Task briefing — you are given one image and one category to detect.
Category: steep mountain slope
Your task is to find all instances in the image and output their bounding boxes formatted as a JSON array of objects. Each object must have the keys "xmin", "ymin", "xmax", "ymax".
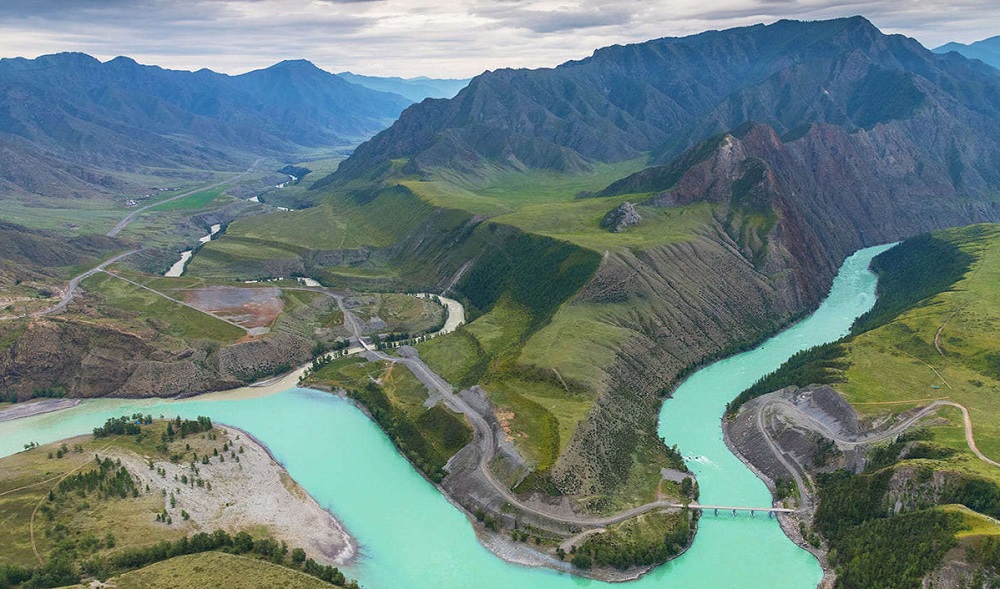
[
  {"xmin": 0, "ymin": 53, "xmax": 410, "ymax": 198},
  {"xmin": 337, "ymin": 72, "xmax": 470, "ymax": 102},
  {"xmin": 295, "ymin": 17, "xmax": 1000, "ymax": 554},
  {"xmin": 935, "ymin": 35, "xmax": 1000, "ymax": 70},
  {"xmin": 333, "ymin": 16, "xmax": 1000, "ymax": 183}
]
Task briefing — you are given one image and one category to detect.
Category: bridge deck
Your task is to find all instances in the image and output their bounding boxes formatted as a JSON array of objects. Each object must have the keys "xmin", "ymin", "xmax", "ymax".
[{"xmin": 689, "ymin": 504, "xmax": 796, "ymax": 513}]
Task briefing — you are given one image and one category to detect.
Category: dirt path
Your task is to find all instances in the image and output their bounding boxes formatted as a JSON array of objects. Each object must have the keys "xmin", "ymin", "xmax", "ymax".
[
  {"xmin": 106, "ymin": 159, "xmax": 262, "ymax": 238},
  {"xmin": 1, "ymin": 248, "xmax": 143, "ymax": 321},
  {"xmin": 937, "ymin": 401, "xmax": 1000, "ymax": 468},
  {"xmin": 29, "ymin": 442, "xmax": 114, "ymax": 564},
  {"xmin": 748, "ymin": 395, "xmax": 1000, "ymax": 511}
]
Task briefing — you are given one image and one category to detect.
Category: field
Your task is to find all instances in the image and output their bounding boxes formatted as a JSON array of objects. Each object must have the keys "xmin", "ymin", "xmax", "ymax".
[
  {"xmin": 344, "ymin": 293, "xmax": 445, "ymax": 336},
  {"xmin": 81, "ymin": 272, "xmax": 246, "ymax": 344},
  {"xmin": 0, "ymin": 420, "xmax": 353, "ymax": 588},
  {"xmin": 837, "ymin": 225, "xmax": 1000, "ymax": 480},
  {"xmin": 0, "ymin": 422, "xmax": 219, "ymax": 569},
  {"xmin": 495, "ymin": 200, "xmax": 711, "ymax": 252},
  {"xmin": 150, "ymin": 187, "xmax": 232, "ymax": 212}
]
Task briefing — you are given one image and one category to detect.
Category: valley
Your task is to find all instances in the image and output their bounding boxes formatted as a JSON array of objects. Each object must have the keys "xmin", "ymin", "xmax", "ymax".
[{"xmin": 3, "ymin": 12, "xmax": 1000, "ymax": 589}]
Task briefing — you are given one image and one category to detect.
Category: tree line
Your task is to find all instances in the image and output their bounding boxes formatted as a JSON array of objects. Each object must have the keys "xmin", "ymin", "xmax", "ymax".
[{"xmin": 0, "ymin": 530, "xmax": 359, "ymax": 589}]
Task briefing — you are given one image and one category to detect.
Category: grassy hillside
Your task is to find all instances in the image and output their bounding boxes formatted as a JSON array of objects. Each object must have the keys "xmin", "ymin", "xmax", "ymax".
[
  {"xmin": 103, "ymin": 552, "xmax": 340, "ymax": 589},
  {"xmin": 839, "ymin": 225, "xmax": 1000, "ymax": 474},
  {"xmin": 738, "ymin": 224, "xmax": 1000, "ymax": 587},
  {"xmin": 0, "ymin": 421, "xmax": 353, "ymax": 588}
]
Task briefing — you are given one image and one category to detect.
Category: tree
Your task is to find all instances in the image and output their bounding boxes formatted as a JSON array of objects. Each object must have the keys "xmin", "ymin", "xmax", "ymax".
[{"xmin": 291, "ymin": 548, "xmax": 306, "ymax": 565}]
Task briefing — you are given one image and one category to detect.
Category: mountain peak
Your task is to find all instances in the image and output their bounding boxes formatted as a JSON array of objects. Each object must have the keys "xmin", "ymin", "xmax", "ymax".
[
  {"xmin": 36, "ymin": 52, "xmax": 102, "ymax": 67},
  {"xmin": 268, "ymin": 59, "xmax": 322, "ymax": 71}
]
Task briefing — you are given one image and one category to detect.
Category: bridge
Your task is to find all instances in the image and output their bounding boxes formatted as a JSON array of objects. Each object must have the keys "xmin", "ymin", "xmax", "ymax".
[{"xmin": 687, "ymin": 503, "xmax": 797, "ymax": 518}]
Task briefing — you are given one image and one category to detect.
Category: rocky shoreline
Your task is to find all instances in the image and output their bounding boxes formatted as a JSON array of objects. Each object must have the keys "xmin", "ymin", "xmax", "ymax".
[
  {"xmin": 722, "ymin": 418, "xmax": 835, "ymax": 589},
  {"xmin": 0, "ymin": 398, "xmax": 82, "ymax": 422}
]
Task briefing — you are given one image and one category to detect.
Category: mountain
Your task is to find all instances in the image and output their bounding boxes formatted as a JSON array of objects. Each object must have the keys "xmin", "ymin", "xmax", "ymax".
[
  {"xmin": 934, "ymin": 35, "xmax": 1000, "ymax": 70},
  {"xmin": 337, "ymin": 71, "xmax": 469, "ymax": 102},
  {"xmin": 0, "ymin": 54, "xmax": 411, "ymax": 198},
  {"xmin": 301, "ymin": 16, "xmax": 1000, "ymax": 556},
  {"xmin": 333, "ymin": 16, "xmax": 1000, "ymax": 184}
]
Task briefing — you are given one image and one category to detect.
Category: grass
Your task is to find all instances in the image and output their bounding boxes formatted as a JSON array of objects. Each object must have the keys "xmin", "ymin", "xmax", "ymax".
[
  {"xmin": 941, "ymin": 504, "xmax": 1000, "ymax": 538},
  {"xmin": 82, "ymin": 272, "xmax": 245, "ymax": 344},
  {"xmin": 186, "ymin": 186, "xmax": 438, "ymax": 282},
  {"xmin": 414, "ymin": 328, "xmax": 484, "ymax": 387},
  {"xmin": 0, "ymin": 420, "xmax": 351, "ymax": 588},
  {"xmin": 400, "ymin": 159, "xmax": 646, "ymax": 216},
  {"xmin": 376, "ymin": 294, "xmax": 444, "ymax": 334},
  {"xmin": 0, "ymin": 422, "xmax": 209, "ymax": 568},
  {"xmin": 494, "ymin": 200, "xmax": 711, "ymax": 252},
  {"xmin": 305, "ymin": 358, "xmax": 472, "ymax": 478},
  {"xmin": 836, "ymin": 224, "xmax": 1000, "ymax": 484},
  {"xmin": 149, "ymin": 187, "xmax": 231, "ymax": 212},
  {"xmin": 106, "ymin": 551, "xmax": 337, "ymax": 589},
  {"xmin": 518, "ymin": 302, "xmax": 635, "ymax": 394}
]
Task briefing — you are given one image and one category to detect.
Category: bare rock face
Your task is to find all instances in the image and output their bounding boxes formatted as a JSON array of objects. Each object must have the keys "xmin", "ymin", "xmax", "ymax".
[{"xmin": 599, "ymin": 202, "xmax": 642, "ymax": 232}]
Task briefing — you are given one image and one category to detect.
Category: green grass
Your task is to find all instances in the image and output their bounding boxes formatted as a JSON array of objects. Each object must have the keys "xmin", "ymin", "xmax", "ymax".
[
  {"xmin": 107, "ymin": 551, "xmax": 339, "ymax": 589},
  {"xmin": 495, "ymin": 200, "xmax": 711, "ymax": 252},
  {"xmin": 150, "ymin": 187, "xmax": 230, "ymax": 212},
  {"xmin": 0, "ymin": 422, "xmax": 213, "ymax": 568},
  {"xmin": 400, "ymin": 159, "xmax": 646, "ymax": 216},
  {"xmin": 82, "ymin": 272, "xmax": 245, "ymax": 344},
  {"xmin": 414, "ymin": 328, "xmax": 484, "ymax": 387},
  {"xmin": 518, "ymin": 302, "xmax": 635, "ymax": 394},
  {"xmin": 187, "ymin": 185, "xmax": 438, "ymax": 282},
  {"xmin": 305, "ymin": 358, "xmax": 472, "ymax": 479},
  {"xmin": 836, "ymin": 224, "xmax": 1000, "ymax": 484},
  {"xmin": 941, "ymin": 504, "xmax": 1000, "ymax": 538}
]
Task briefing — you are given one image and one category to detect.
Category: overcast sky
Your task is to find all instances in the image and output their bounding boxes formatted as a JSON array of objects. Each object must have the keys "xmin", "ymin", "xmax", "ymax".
[{"xmin": 0, "ymin": 0, "xmax": 997, "ymax": 78}]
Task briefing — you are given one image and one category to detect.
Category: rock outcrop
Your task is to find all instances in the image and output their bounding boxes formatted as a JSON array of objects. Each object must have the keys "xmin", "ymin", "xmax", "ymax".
[{"xmin": 599, "ymin": 202, "xmax": 642, "ymax": 232}]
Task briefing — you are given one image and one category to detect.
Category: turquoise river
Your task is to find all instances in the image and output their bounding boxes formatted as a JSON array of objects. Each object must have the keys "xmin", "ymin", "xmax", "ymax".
[{"xmin": 0, "ymin": 243, "xmax": 894, "ymax": 588}]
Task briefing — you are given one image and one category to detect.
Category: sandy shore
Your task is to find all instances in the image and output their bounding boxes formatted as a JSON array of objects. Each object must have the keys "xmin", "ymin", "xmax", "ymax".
[
  {"xmin": 107, "ymin": 424, "xmax": 355, "ymax": 565},
  {"xmin": 0, "ymin": 398, "xmax": 82, "ymax": 423}
]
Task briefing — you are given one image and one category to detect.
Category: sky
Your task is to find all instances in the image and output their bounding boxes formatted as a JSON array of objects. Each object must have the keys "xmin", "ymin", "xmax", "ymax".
[{"xmin": 0, "ymin": 0, "xmax": 998, "ymax": 78}]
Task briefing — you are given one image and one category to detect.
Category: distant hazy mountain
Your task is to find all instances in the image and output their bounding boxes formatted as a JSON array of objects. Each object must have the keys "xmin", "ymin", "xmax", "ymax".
[
  {"xmin": 338, "ymin": 71, "xmax": 470, "ymax": 102},
  {"xmin": 0, "ymin": 53, "xmax": 411, "ymax": 198},
  {"xmin": 934, "ymin": 35, "xmax": 1000, "ymax": 70}
]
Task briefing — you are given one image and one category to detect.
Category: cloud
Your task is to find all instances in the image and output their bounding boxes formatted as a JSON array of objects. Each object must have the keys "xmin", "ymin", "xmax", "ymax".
[{"xmin": 0, "ymin": 0, "xmax": 997, "ymax": 77}]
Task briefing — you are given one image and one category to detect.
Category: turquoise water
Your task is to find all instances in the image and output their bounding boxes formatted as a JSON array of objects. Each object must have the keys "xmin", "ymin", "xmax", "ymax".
[{"xmin": 0, "ymin": 244, "xmax": 894, "ymax": 588}]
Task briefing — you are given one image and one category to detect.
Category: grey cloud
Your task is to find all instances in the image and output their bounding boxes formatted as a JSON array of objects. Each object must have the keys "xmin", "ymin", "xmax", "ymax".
[{"xmin": 0, "ymin": 0, "xmax": 997, "ymax": 77}]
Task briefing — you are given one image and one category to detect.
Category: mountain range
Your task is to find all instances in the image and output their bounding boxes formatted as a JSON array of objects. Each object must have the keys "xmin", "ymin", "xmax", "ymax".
[
  {"xmin": 337, "ymin": 71, "xmax": 469, "ymax": 102},
  {"xmin": 935, "ymin": 35, "xmax": 1000, "ymax": 70},
  {"xmin": 317, "ymin": 15, "xmax": 1000, "ymax": 524},
  {"xmin": 0, "ymin": 54, "xmax": 411, "ymax": 198}
]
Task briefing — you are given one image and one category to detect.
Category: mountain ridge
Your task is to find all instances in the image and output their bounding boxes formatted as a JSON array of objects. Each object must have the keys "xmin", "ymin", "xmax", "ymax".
[
  {"xmin": 934, "ymin": 35, "xmax": 1000, "ymax": 70},
  {"xmin": 0, "ymin": 53, "xmax": 411, "ymax": 198},
  {"xmin": 330, "ymin": 16, "xmax": 1000, "ymax": 186}
]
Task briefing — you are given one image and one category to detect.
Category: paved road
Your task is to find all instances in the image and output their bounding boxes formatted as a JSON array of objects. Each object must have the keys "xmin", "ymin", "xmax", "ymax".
[
  {"xmin": 336, "ymin": 297, "xmax": 783, "ymax": 530},
  {"xmin": 106, "ymin": 159, "xmax": 262, "ymax": 237},
  {"xmin": 1, "ymin": 248, "xmax": 143, "ymax": 321},
  {"xmin": 750, "ymin": 395, "xmax": 1000, "ymax": 509}
]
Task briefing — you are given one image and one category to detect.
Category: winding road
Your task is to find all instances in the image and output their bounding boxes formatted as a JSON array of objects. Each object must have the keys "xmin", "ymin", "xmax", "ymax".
[
  {"xmin": 334, "ymin": 296, "xmax": 782, "ymax": 532},
  {"xmin": 1, "ymin": 248, "xmax": 143, "ymax": 321},
  {"xmin": 751, "ymin": 393, "xmax": 1000, "ymax": 508},
  {"xmin": 106, "ymin": 159, "xmax": 262, "ymax": 237}
]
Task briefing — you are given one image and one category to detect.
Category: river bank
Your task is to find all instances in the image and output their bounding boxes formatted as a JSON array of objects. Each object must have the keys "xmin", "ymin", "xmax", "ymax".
[
  {"xmin": 0, "ymin": 398, "xmax": 82, "ymax": 423},
  {"xmin": 0, "ymin": 248, "xmax": 890, "ymax": 588}
]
